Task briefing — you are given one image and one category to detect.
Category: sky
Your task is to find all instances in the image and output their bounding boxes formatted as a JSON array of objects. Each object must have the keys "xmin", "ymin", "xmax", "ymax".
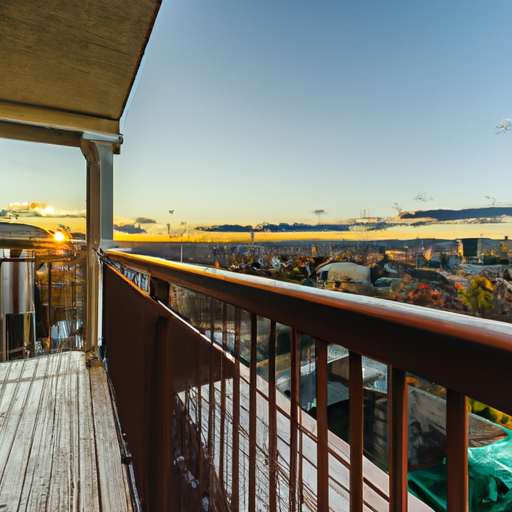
[{"xmin": 2, "ymin": 0, "xmax": 512, "ymax": 228}]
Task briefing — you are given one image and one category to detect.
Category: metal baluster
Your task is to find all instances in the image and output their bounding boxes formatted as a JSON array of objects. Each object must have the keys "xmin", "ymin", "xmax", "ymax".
[
  {"xmin": 231, "ymin": 308, "xmax": 241, "ymax": 512},
  {"xmin": 249, "ymin": 313, "xmax": 257, "ymax": 511},
  {"xmin": 349, "ymin": 351, "xmax": 363, "ymax": 512},
  {"xmin": 316, "ymin": 339, "xmax": 329, "ymax": 512},
  {"xmin": 446, "ymin": 389, "xmax": 468, "ymax": 512},
  {"xmin": 388, "ymin": 367, "xmax": 408, "ymax": 512},
  {"xmin": 208, "ymin": 298, "xmax": 215, "ymax": 512},
  {"xmin": 269, "ymin": 321, "xmax": 278, "ymax": 512},
  {"xmin": 290, "ymin": 328, "xmax": 300, "ymax": 512},
  {"xmin": 219, "ymin": 303, "xmax": 227, "ymax": 495}
]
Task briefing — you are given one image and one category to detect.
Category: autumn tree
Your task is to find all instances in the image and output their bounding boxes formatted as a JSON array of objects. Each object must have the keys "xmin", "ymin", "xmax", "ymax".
[{"xmin": 456, "ymin": 276, "xmax": 494, "ymax": 317}]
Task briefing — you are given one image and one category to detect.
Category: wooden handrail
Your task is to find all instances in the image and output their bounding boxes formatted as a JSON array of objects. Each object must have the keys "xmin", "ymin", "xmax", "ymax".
[{"xmin": 106, "ymin": 250, "xmax": 512, "ymax": 416}]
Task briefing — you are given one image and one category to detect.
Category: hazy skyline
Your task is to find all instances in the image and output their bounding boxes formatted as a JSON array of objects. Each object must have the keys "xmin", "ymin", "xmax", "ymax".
[{"xmin": 2, "ymin": 0, "xmax": 512, "ymax": 227}]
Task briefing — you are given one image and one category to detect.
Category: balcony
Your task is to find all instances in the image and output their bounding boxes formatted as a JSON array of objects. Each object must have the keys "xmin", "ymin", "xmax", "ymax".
[{"xmin": 2, "ymin": 1, "xmax": 512, "ymax": 510}]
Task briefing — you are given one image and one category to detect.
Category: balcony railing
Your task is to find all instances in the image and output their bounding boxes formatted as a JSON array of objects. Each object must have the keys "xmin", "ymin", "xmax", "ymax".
[{"xmin": 102, "ymin": 249, "xmax": 512, "ymax": 512}]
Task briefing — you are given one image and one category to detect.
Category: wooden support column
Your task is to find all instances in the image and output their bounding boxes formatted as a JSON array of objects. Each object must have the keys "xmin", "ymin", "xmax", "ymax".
[{"xmin": 81, "ymin": 137, "xmax": 116, "ymax": 354}]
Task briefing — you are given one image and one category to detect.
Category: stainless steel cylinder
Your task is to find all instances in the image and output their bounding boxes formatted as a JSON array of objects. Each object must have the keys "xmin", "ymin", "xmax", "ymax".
[{"xmin": 0, "ymin": 249, "xmax": 36, "ymax": 360}]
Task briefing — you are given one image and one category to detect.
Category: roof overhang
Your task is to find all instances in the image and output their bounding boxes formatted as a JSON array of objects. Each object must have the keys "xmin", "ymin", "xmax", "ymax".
[{"xmin": 0, "ymin": 0, "xmax": 162, "ymax": 146}]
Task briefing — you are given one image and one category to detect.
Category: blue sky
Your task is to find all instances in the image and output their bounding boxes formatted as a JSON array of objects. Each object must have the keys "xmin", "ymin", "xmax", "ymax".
[{"xmin": 2, "ymin": 0, "xmax": 512, "ymax": 227}]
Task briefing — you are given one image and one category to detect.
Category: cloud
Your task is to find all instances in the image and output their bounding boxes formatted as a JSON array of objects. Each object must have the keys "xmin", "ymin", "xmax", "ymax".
[
  {"xmin": 4, "ymin": 202, "xmax": 86, "ymax": 218},
  {"xmin": 114, "ymin": 224, "xmax": 147, "ymax": 234},
  {"xmin": 135, "ymin": 217, "xmax": 156, "ymax": 224}
]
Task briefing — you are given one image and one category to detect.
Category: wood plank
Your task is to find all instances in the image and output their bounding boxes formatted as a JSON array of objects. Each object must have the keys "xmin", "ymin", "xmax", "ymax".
[
  {"xmin": 46, "ymin": 352, "xmax": 86, "ymax": 510},
  {"xmin": 89, "ymin": 363, "xmax": 132, "ymax": 511},
  {"xmin": 78, "ymin": 359, "xmax": 101, "ymax": 512},
  {"xmin": 20, "ymin": 353, "xmax": 64, "ymax": 511},
  {"xmin": 46, "ymin": 351, "xmax": 73, "ymax": 510},
  {"xmin": 0, "ymin": 352, "xmax": 131, "ymax": 511},
  {"xmin": 0, "ymin": 356, "xmax": 49, "ymax": 508},
  {"xmin": 0, "ymin": 359, "xmax": 26, "ymax": 435},
  {"xmin": 0, "ymin": 358, "xmax": 41, "ymax": 499}
]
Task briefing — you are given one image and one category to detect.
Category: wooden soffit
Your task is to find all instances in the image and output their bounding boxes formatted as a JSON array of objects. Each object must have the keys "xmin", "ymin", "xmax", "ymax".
[{"xmin": 0, "ymin": 0, "xmax": 162, "ymax": 145}]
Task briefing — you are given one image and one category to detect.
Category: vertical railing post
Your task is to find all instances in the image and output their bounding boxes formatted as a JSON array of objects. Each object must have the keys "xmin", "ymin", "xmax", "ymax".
[
  {"xmin": 290, "ymin": 328, "xmax": 300, "ymax": 512},
  {"xmin": 196, "ymin": 326, "xmax": 204, "ymax": 499},
  {"xmin": 231, "ymin": 308, "xmax": 241, "ymax": 512},
  {"xmin": 388, "ymin": 367, "xmax": 408, "ymax": 512},
  {"xmin": 268, "ymin": 321, "xmax": 278, "ymax": 512},
  {"xmin": 219, "ymin": 304, "xmax": 227, "ymax": 494},
  {"xmin": 48, "ymin": 261, "xmax": 53, "ymax": 354},
  {"xmin": 81, "ymin": 136, "xmax": 117, "ymax": 355},
  {"xmin": 249, "ymin": 313, "xmax": 258, "ymax": 512},
  {"xmin": 208, "ymin": 298, "xmax": 216, "ymax": 512},
  {"xmin": 349, "ymin": 351, "xmax": 363, "ymax": 512},
  {"xmin": 316, "ymin": 339, "xmax": 329, "ymax": 512},
  {"xmin": 446, "ymin": 389, "xmax": 468, "ymax": 512}
]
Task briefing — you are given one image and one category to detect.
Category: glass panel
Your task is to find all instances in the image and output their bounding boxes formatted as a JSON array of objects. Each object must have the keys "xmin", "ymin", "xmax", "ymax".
[
  {"xmin": 407, "ymin": 376, "xmax": 447, "ymax": 512},
  {"xmin": 256, "ymin": 317, "xmax": 271, "ymax": 363},
  {"xmin": 212, "ymin": 377, "xmax": 222, "ymax": 476},
  {"xmin": 222, "ymin": 373, "xmax": 234, "ymax": 501},
  {"xmin": 169, "ymin": 285, "xmax": 211, "ymax": 333},
  {"xmin": 408, "ymin": 382, "xmax": 512, "ymax": 511},
  {"xmin": 299, "ymin": 333, "xmax": 316, "ymax": 412},
  {"xmin": 224, "ymin": 304, "xmax": 236, "ymax": 353},
  {"xmin": 329, "ymin": 453, "xmax": 350, "ymax": 511},
  {"xmin": 302, "ymin": 430, "xmax": 317, "ymax": 509},
  {"xmin": 361, "ymin": 356, "xmax": 388, "ymax": 472},
  {"xmin": 326, "ymin": 343, "xmax": 350, "ymax": 443},
  {"xmin": 275, "ymin": 324, "xmax": 291, "ymax": 399},
  {"xmin": 207, "ymin": 297, "xmax": 224, "ymax": 345},
  {"xmin": 36, "ymin": 249, "xmax": 84, "ymax": 357},
  {"xmin": 255, "ymin": 405, "xmax": 270, "ymax": 510},
  {"xmin": 253, "ymin": 317, "xmax": 272, "ymax": 400},
  {"xmin": 239, "ymin": 309, "xmax": 251, "ymax": 365},
  {"xmin": 277, "ymin": 409, "xmax": 291, "ymax": 500},
  {"xmin": 238, "ymin": 366, "xmax": 250, "ymax": 511}
]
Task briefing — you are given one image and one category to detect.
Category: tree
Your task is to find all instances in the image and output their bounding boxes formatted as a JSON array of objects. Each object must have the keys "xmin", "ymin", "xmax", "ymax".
[{"xmin": 456, "ymin": 276, "xmax": 494, "ymax": 317}]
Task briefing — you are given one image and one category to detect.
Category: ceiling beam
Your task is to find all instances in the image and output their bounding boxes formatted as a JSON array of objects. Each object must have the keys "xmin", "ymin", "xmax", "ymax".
[
  {"xmin": 0, "ymin": 101, "xmax": 120, "ymax": 141},
  {"xmin": 0, "ymin": 120, "xmax": 83, "ymax": 147}
]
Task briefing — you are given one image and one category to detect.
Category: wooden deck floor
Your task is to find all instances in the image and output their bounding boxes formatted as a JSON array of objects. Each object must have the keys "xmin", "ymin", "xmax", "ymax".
[{"xmin": 0, "ymin": 351, "xmax": 133, "ymax": 511}]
